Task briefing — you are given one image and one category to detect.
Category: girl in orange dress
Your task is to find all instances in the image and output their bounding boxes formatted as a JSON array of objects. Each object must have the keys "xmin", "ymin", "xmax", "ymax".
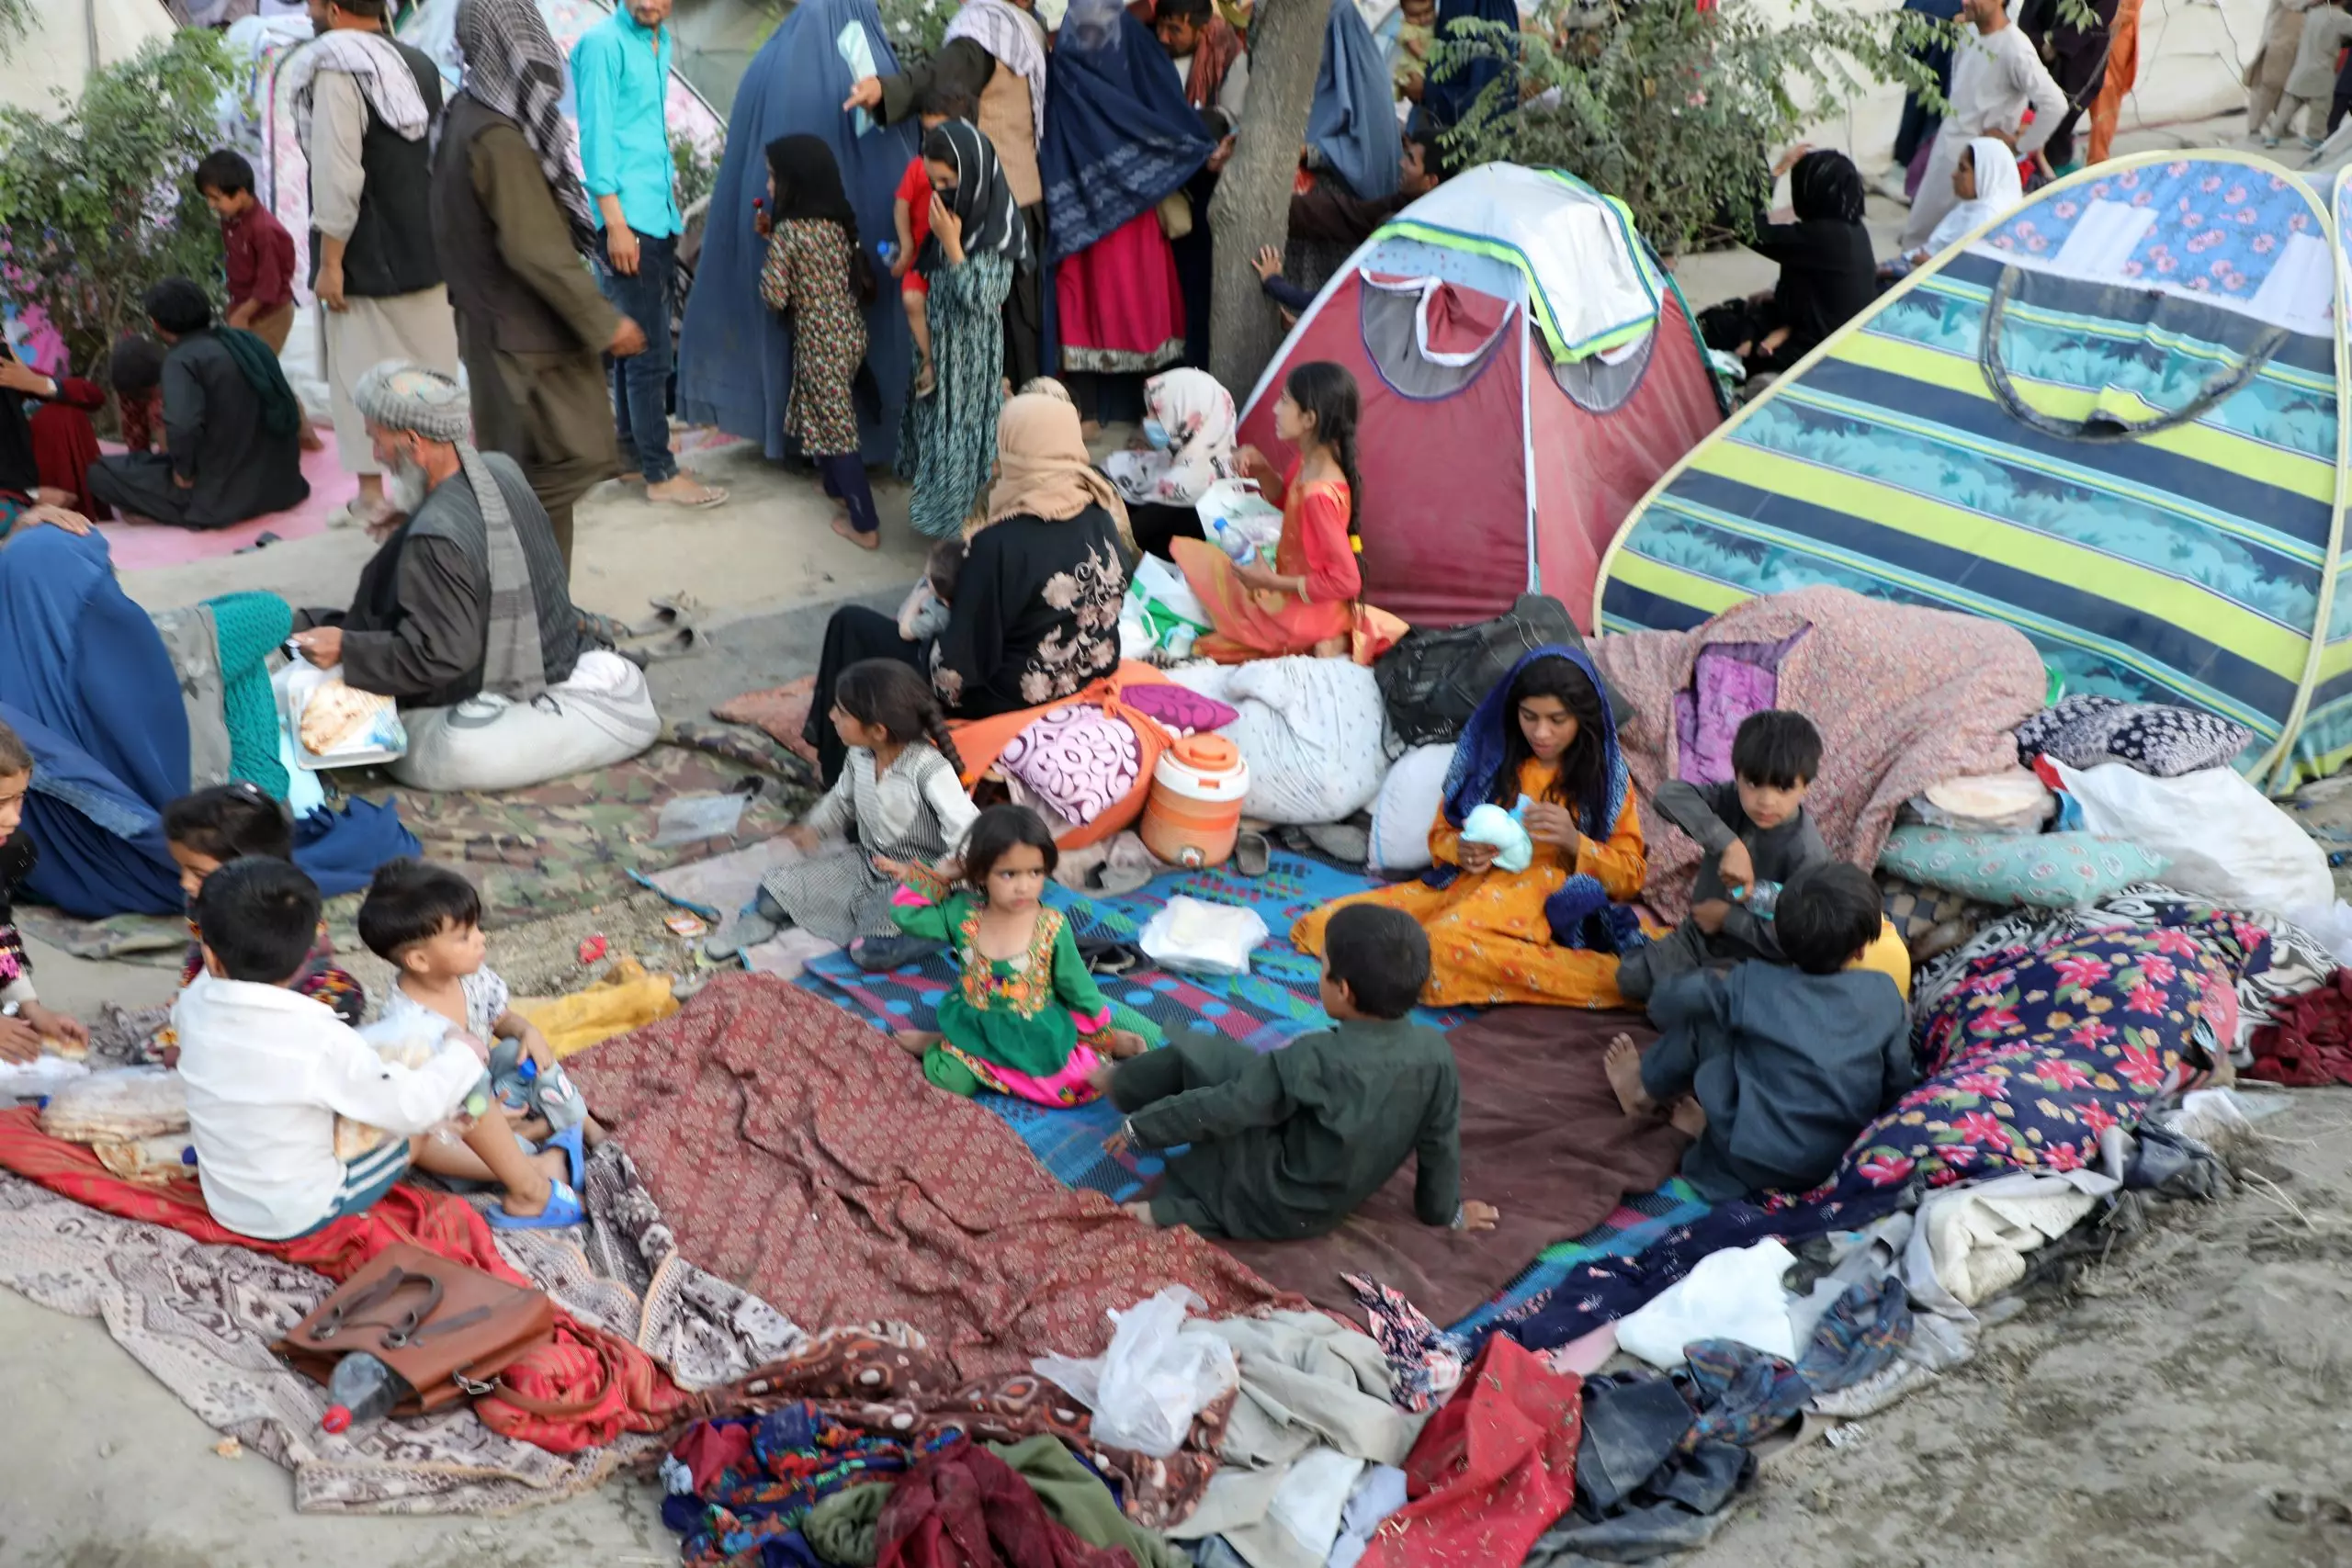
[
  {"xmin": 1170, "ymin": 360, "xmax": 1396, "ymax": 663},
  {"xmin": 1294, "ymin": 647, "xmax": 1647, "ymax": 1009}
]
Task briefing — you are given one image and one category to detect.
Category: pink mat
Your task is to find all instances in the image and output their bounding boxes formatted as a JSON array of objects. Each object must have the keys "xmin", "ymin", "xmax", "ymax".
[{"xmin": 94, "ymin": 441, "xmax": 358, "ymax": 571}]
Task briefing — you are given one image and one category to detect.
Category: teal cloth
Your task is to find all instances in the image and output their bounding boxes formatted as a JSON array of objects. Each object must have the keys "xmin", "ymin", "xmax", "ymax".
[
  {"xmin": 214, "ymin": 326, "xmax": 303, "ymax": 439},
  {"xmin": 205, "ymin": 590, "xmax": 294, "ymax": 800}
]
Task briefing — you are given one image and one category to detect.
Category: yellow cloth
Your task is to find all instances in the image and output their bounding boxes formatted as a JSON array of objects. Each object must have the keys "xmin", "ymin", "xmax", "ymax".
[
  {"xmin": 1293, "ymin": 759, "xmax": 1650, "ymax": 1009},
  {"xmin": 1852, "ymin": 917, "xmax": 1912, "ymax": 1000},
  {"xmin": 514, "ymin": 960, "xmax": 679, "ymax": 1057}
]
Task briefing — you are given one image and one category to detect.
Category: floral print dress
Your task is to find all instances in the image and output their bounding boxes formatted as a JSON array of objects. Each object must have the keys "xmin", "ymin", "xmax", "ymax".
[{"xmin": 759, "ymin": 217, "xmax": 866, "ymax": 458}]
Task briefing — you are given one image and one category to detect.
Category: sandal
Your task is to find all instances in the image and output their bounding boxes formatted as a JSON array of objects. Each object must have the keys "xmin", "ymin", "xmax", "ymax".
[
  {"xmin": 485, "ymin": 1179, "xmax": 586, "ymax": 1230},
  {"xmin": 1233, "ymin": 830, "xmax": 1271, "ymax": 878},
  {"xmin": 546, "ymin": 1123, "xmax": 586, "ymax": 1190}
]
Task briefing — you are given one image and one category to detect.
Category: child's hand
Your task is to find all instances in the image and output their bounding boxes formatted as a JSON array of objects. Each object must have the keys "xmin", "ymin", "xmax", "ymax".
[
  {"xmin": 1102, "ymin": 1122, "xmax": 1133, "ymax": 1158},
  {"xmin": 1691, "ymin": 899, "xmax": 1731, "ymax": 935},
  {"xmin": 1456, "ymin": 839, "xmax": 1499, "ymax": 874},
  {"xmin": 1236, "ymin": 444, "xmax": 1276, "ymax": 484},
  {"xmin": 518, "ymin": 1024, "xmax": 556, "ymax": 1074},
  {"xmin": 1717, "ymin": 839, "xmax": 1755, "ymax": 895},
  {"xmin": 870, "ymin": 853, "xmax": 918, "ymax": 886},
  {"xmin": 1459, "ymin": 1200, "xmax": 1500, "ymax": 1233},
  {"xmin": 1250, "ymin": 245, "xmax": 1283, "ymax": 283}
]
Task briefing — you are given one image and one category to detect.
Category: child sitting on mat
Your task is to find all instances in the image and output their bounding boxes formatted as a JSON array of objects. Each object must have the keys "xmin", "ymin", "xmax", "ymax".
[
  {"xmin": 1606, "ymin": 861, "xmax": 1913, "ymax": 1201},
  {"xmin": 175, "ymin": 858, "xmax": 582, "ymax": 1238},
  {"xmin": 0, "ymin": 719, "xmax": 90, "ymax": 1064},
  {"xmin": 163, "ymin": 784, "xmax": 366, "ymax": 1036},
  {"xmin": 888, "ymin": 804, "xmax": 1155, "ymax": 1104},
  {"xmin": 358, "ymin": 858, "xmax": 600, "ymax": 1152},
  {"xmin": 1102, "ymin": 904, "xmax": 1498, "ymax": 1239},
  {"xmin": 1616, "ymin": 709, "xmax": 1829, "ymax": 1004}
]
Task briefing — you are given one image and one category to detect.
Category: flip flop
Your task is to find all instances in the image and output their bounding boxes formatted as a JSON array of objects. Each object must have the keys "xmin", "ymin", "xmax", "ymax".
[
  {"xmin": 485, "ymin": 1179, "xmax": 586, "ymax": 1230},
  {"xmin": 1233, "ymin": 830, "xmax": 1271, "ymax": 878},
  {"xmin": 547, "ymin": 1122, "xmax": 586, "ymax": 1190}
]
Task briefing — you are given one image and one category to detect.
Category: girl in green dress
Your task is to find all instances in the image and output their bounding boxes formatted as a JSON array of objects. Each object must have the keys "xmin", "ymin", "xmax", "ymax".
[{"xmin": 888, "ymin": 805, "xmax": 1155, "ymax": 1103}]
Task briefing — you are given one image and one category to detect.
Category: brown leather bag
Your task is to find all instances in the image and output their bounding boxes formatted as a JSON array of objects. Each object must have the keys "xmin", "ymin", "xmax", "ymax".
[{"xmin": 277, "ymin": 1243, "xmax": 557, "ymax": 1416}]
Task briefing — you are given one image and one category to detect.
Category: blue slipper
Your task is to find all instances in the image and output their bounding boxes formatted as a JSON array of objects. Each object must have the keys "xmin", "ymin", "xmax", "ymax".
[
  {"xmin": 485, "ymin": 1179, "xmax": 585, "ymax": 1230},
  {"xmin": 547, "ymin": 1122, "xmax": 586, "ymax": 1190}
]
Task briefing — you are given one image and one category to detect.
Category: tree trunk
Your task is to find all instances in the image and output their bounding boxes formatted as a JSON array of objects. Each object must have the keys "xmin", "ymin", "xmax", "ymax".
[{"xmin": 1206, "ymin": 0, "xmax": 1323, "ymax": 400}]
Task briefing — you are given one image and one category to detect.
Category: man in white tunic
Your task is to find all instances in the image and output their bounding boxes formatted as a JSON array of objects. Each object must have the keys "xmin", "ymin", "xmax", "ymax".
[
  {"xmin": 287, "ymin": 0, "xmax": 463, "ymax": 527},
  {"xmin": 1898, "ymin": 0, "xmax": 2067, "ymax": 251}
]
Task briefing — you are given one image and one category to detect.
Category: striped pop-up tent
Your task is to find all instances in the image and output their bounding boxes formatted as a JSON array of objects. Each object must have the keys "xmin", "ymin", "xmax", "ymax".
[{"xmin": 1595, "ymin": 151, "xmax": 2348, "ymax": 794}]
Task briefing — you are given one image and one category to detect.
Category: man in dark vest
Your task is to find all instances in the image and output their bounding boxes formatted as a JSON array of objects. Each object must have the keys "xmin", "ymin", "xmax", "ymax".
[
  {"xmin": 288, "ymin": 0, "xmax": 462, "ymax": 530},
  {"xmin": 433, "ymin": 0, "xmax": 648, "ymax": 571}
]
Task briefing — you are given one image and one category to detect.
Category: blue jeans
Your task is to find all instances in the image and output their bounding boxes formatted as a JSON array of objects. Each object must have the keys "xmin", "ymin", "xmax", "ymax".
[{"xmin": 599, "ymin": 229, "xmax": 678, "ymax": 483}]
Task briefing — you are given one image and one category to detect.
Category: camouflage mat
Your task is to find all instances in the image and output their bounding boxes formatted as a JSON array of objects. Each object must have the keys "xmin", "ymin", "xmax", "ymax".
[
  {"xmin": 12, "ymin": 908, "xmax": 189, "ymax": 965},
  {"xmin": 347, "ymin": 744, "xmax": 816, "ymax": 928}
]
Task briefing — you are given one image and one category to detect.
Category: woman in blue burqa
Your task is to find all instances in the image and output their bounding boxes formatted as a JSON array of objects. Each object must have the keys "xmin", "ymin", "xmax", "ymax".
[{"xmin": 674, "ymin": 0, "xmax": 915, "ymax": 470}]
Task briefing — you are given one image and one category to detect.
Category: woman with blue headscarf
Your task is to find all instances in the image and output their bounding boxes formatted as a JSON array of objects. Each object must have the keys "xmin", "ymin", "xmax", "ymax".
[
  {"xmin": 1307, "ymin": 0, "xmax": 1403, "ymax": 199},
  {"xmin": 1293, "ymin": 646, "xmax": 1650, "ymax": 1009}
]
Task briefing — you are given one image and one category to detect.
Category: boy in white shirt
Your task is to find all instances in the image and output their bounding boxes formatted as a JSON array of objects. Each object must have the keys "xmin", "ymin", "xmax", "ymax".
[{"xmin": 174, "ymin": 858, "xmax": 584, "ymax": 1240}]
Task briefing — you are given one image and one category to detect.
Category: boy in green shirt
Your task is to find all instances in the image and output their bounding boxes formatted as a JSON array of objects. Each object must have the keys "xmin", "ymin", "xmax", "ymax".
[{"xmin": 1102, "ymin": 905, "xmax": 1498, "ymax": 1240}]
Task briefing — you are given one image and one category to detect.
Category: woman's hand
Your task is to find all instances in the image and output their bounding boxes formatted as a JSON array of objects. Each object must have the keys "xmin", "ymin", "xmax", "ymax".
[
  {"xmin": 753, "ymin": 209, "xmax": 773, "ymax": 239},
  {"xmin": 0, "ymin": 1014, "xmax": 40, "ymax": 1066},
  {"xmin": 1522, "ymin": 801, "xmax": 1583, "ymax": 856},
  {"xmin": 19, "ymin": 1003, "xmax": 87, "ymax": 1054},
  {"xmin": 842, "ymin": 76, "xmax": 885, "ymax": 113},
  {"xmin": 930, "ymin": 194, "xmax": 966, "ymax": 265},
  {"xmin": 1455, "ymin": 839, "xmax": 1499, "ymax": 875},
  {"xmin": 11, "ymin": 503, "xmax": 92, "ymax": 537},
  {"xmin": 1770, "ymin": 141, "xmax": 1814, "ymax": 179},
  {"xmin": 0, "ymin": 358, "xmax": 54, "ymax": 398}
]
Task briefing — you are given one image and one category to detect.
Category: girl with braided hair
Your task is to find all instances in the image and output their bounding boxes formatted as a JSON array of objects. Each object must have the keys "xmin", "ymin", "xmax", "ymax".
[
  {"xmin": 1171, "ymin": 360, "xmax": 1397, "ymax": 663},
  {"xmin": 738, "ymin": 660, "xmax": 981, "ymax": 955}
]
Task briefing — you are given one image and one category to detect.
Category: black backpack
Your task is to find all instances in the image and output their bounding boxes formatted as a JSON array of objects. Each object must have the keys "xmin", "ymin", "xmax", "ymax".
[{"xmin": 1374, "ymin": 593, "xmax": 1611, "ymax": 748}]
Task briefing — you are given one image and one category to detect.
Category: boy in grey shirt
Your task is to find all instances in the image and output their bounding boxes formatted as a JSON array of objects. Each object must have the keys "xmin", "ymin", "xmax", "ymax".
[{"xmin": 1617, "ymin": 709, "xmax": 1828, "ymax": 1003}]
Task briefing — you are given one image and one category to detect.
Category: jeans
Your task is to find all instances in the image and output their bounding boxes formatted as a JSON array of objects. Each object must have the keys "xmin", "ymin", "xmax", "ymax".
[{"xmin": 599, "ymin": 229, "xmax": 678, "ymax": 483}]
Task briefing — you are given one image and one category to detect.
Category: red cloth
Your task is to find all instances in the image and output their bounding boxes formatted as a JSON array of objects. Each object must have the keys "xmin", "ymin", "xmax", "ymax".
[
  {"xmin": 898, "ymin": 157, "xmax": 935, "ymax": 298},
  {"xmin": 877, "ymin": 1437, "xmax": 1135, "ymax": 1568},
  {"xmin": 673, "ymin": 1417, "xmax": 756, "ymax": 1492},
  {"xmin": 1361, "ymin": 1337, "xmax": 1583, "ymax": 1568},
  {"xmin": 2247, "ymin": 967, "xmax": 2352, "ymax": 1086},
  {"xmin": 0, "ymin": 1105, "xmax": 694, "ymax": 1451},
  {"xmin": 1055, "ymin": 209, "xmax": 1185, "ymax": 365},
  {"xmin": 223, "ymin": 203, "xmax": 298, "ymax": 317},
  {"xmin": 118, "ymin": 386, "xmax": 163, "ymax": 454}
]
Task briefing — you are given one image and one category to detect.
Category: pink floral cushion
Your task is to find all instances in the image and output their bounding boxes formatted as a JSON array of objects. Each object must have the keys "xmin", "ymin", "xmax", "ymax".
[
  {"xmin": 1001, "ymin": 705, "xmax": 1143, "ymax": 827},
  {"xmin": 1122, "ymin": 683, "xmax": 1240, "ymax": 735}
]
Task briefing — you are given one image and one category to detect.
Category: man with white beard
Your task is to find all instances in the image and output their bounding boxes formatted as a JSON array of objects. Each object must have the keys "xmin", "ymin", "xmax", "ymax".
[{"xmin": 289, "ymin": 364, "xmax": 660, "ymax": 792}]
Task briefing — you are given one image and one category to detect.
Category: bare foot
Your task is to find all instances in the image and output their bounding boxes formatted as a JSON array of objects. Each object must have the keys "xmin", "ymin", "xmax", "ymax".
[
  {"xmin": 1099, "ymin": 1028, "xmax": 1149, "ymax": 1060},
  {"xmin": 893, "ymin": 1029, "xmax": 939, "ymax": 1058},
  {"xmin": 298, "ymin": 423, "xmax": 324, "ymax": 453},
  {"xmin": 1669, "ymin": 1097, "xmax": 1708, "ymax": 1139},
  {"xmin": 1604, "ymin": 1033, "xmax": 1657, "ymax": 1118},
  {"xmin": 1120, "ymin": 1200, "xmax": 1160, "ymax": 1227},
  {"xmin": 647, "ymin": 475, "xmax": 728, "ymax": 508},
  {"xmin": 831, "ymin": 513, "xmax": 879, "ymax": 549}
]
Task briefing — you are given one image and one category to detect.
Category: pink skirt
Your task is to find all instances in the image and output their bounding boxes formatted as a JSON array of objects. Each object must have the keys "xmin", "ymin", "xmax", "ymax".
[{"xmin": 1057, "ymin": 209, "xmax": 1186, "ymax": 375}]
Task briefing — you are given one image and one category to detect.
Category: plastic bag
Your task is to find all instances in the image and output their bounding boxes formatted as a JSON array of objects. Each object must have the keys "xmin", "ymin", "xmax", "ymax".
[
  {"xmin": 2042, "ymin": 758, "xmax": 2331, "ymax": 919},
  {"xmin": 1138, "ymin": 896, "xmax": 1270, "ymax": 977},
  {"xmin": 335, "ymin": 1015, "xmax": 489, "ymax": 1161},
  {"xmin": 1461, "ymin": 801, "xmax": 1533, "ymax": 874},
  {"xmin": 1120, "ymin": 555, "xmax": 1212, "ymax": 660},
  {"xmin": 276, "ymin": 660, "xmax": 408, "ymax": 770},
  {"xmin": 1615, "ymin": 1238, "xmax": 1798, "ymax": 1368},
  {"xmin": 1194, "ymin": 479, "xmax": 1283, "ymax": 564},
  {"xmin": 1032, "ymin": 1286, "xmax": 1238, "ymax": 1457}
]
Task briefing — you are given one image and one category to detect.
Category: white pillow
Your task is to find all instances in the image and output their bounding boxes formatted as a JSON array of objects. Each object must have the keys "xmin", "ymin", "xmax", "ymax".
[{"xmin": 1368, "ymin": 743, "xmax": 1455, "ymax": 877}]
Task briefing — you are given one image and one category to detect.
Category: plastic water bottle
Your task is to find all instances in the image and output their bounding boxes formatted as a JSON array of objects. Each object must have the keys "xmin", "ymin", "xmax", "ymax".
[
  {"xmin": 321, "ymin": 1352, "xmax": 414, "ymax": 1433},
  {"xmin": 499, "ymin": 1055, "xmax": 539, "ymax": 1114},
  {"xmin": 1732, "ymin": 879, "xmax": 1782, "ymax": 919}
]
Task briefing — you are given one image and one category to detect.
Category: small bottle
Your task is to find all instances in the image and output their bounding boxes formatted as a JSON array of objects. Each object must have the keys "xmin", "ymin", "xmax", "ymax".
[
  {"xmin": 321, "ymin": 1351, "xmax": 415, "ymax": 1433},
  {"xmin": 499, "ymin": 1055, "xmax": 539, "ymax": 1114},
  {"xmin": 1733, "ymin": 879, "xmax": 1782, "ymax": 919}
]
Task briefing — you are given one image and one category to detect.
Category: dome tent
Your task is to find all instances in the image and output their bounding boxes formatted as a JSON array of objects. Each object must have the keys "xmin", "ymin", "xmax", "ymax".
[
  {"xmin": 1596, "ymin": 150, "xmax": 2348, "ymax": 795},
  {"xmin": 1236, "ymin": 163, "xmax": 1727, "ymax": 631}
]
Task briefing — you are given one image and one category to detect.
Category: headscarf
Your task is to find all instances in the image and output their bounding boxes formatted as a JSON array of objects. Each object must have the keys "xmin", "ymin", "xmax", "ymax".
[
  {"xmin": 1038, "ymin": 0, "xmax": 1215, "ymax": 262},
  {"xmin": 943, "ymin": 0, "xmax": 1050, "ymax": 150},
  {"xmin": 1922, "ymin": 137, "xmax": 2027, "ymax": 254},
  {"xmin": 766, "ymin": 134, "xmax": 880, "ymax": 304},
  {"xmin": 1136, "ymin": 367, "xmax": 1238, "ymax": 504},
  {"xmin": 986, "ymin": 393, "xmax": 1130, "ymax": 539},
  {"xmin": 283, "ymin": 28, "xmax": 431, "ymax": 155},
  {"xmin": 352, "ymin": 362, "xmax": 545, "ymax": 703},
  {"xmin": 1419, "ymin": 0, "xmax": 1518, "ymax": 131},
  {"xmin": 1174, "ymin": 13, "xmax": 1243, "ymax": 112},
  {"xmin": 454, "ymin": 0, "xmax": 598, "ymax": 255},
  {"xmin": 1308, "ymin": 0, "xmax": 1403, "ymax": 199},
  {"xmin": 1790, "ymin": 149, "xmax": 1867, "ymax": 225},
  {"xmin": 1437, "ymin": 643, "xmax": 1625, "ymax": 839},
  {"xmin": 922, "ymin": 119, "xmax": 1032, "ymax": 273}
]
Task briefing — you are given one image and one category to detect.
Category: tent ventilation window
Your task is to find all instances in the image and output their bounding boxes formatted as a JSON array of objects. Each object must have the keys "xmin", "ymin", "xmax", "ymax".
[
  {"xmin": 1357, "ymin": 273, "xmax": 1511, "ymax": 400},
  {"xmin": 1552, "ymin": 329, "xmax": 1656, "ymax": 413}
]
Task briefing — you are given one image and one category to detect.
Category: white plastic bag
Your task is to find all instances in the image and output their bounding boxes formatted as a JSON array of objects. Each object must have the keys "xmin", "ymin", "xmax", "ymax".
[
  {"xmin": 1194, "ymin": 478, "xmax": 1283, "ymax": 563},
  {"xmin": 2048, "ymin": 759, "xmax": 2330, "ymax": 918},
  {"xmin": 1120, "ymin": 555, "xmax": 1212, "ymax": 660},
  {"xmin": 1138, "ymin": 896, "xmax": 1270, "ymax": 977},
  {"xmin": 1033, "ymin": 1286, "xmax": 1239, "ymax": 1457},
  {"xmin": 1614, "ymin": 1238, "xmax": 1798, "ymax": 1368},
  {"xmin": 276, "ymin": 660, "xmax": 408, "ymax": 770}
]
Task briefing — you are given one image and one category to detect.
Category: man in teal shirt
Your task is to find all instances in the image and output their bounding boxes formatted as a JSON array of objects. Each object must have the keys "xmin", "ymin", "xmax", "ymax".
[{"xmin": 571, "ymin": 0, "xmax": 726, "ymax": 507}]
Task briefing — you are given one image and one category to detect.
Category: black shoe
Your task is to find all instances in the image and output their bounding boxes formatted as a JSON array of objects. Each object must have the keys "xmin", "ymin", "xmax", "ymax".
[{"xmin": 850, "ymin": 934, "xmax": 941, "ymax": 973}]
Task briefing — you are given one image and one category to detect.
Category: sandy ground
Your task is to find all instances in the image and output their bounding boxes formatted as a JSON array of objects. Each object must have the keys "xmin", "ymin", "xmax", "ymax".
[{"xmin": 5, "ymin": 107, "xmax": 2335, "ymax": 1568}]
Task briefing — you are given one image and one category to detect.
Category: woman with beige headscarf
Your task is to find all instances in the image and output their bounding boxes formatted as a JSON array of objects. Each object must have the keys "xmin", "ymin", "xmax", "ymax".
[{"xmin": 801, "ymin": 390, "xmax": 1133, "ymax": 783}]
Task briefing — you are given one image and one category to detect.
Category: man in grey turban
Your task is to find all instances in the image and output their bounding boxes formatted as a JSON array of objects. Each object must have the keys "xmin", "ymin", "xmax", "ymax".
[{"xmin": 290, "ymin": 362, "xmax": 660, "ymax": 790}]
